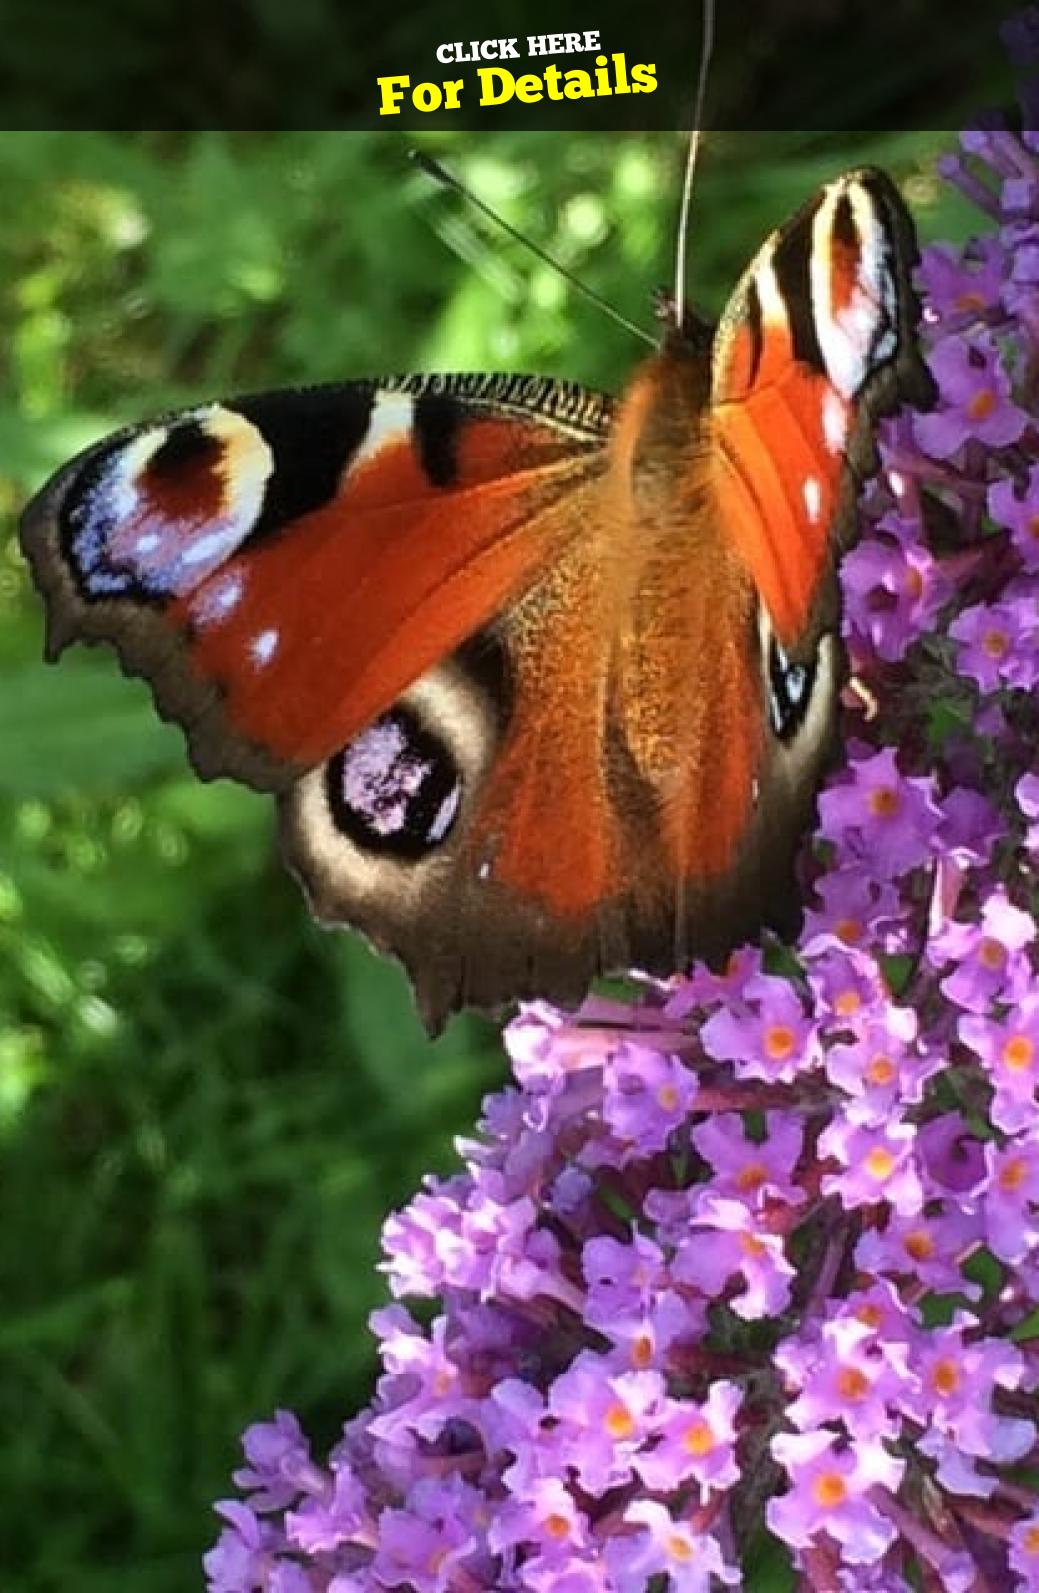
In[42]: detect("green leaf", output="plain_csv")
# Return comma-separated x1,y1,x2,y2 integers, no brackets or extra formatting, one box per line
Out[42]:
0,660,186,796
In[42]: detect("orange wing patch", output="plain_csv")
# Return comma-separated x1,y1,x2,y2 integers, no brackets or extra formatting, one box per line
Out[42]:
709,168,923,649
175,420,596,767
710,371,844,645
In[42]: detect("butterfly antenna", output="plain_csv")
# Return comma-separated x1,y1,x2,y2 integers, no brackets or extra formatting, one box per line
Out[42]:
412,149,657,348
673,0,717,324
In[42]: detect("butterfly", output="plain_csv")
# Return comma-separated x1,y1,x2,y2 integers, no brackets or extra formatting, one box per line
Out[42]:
20,166,933,1033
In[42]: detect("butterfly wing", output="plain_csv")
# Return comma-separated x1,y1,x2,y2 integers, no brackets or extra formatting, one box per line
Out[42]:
709,167,934,648
638,166,935,959
21,375,611,790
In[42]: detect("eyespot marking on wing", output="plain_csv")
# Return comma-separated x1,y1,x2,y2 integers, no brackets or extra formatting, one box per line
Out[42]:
61,405,273,602
284,652,505,932
325,707,463,860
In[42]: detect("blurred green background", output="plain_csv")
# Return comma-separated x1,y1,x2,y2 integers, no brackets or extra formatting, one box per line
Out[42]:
0,129,980,1589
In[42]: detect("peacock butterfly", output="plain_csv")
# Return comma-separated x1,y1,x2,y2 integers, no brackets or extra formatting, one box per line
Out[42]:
19,166,934,1032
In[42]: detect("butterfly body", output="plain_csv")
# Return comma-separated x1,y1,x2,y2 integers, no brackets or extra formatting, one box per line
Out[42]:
21,168,933,1030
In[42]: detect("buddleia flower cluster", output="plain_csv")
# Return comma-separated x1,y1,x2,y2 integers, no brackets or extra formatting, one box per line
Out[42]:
205,124,1039,1593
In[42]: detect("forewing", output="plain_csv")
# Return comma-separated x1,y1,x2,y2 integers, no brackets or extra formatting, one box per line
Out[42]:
20,374,611,789
710,167,934,649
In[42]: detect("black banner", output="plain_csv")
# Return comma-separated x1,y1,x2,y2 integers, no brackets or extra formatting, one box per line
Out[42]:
0,0,1028,131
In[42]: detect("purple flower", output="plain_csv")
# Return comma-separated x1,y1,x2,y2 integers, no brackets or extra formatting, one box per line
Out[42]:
908,1325,1036,1485
824,1018,937,1122
913,334,1026,457
546,1352,666,1495
818,1119,925,1215
984,1130,1039,1261
990,465,1039,568
805,942,891,1034
933,884,1036,1011
601,1042,698,1157
818,746,940,878
767,1430,903,1564
1009,1512,1039,1587
233,1411,323,1512
286,1467,368,1555
580,1232,700,1370
842,514,950,662
800,865,903,954
936,785,1004,874
631,1379,741,1493
689,1111,804,1206
699,971,819,1082
204,1502,280,1593
672,1192,797,1319
949,594,1039,691
917,1112,987,1195
959,993,1039,1131
370,1481,481,1592
776,1316,910,1441
606,1500,738,1591
1017,770,1039,856
854,1206,984,1296
917,237,1007,323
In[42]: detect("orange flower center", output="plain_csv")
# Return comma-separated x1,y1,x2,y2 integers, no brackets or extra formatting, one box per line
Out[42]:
1029,515,1039,542
631,1334,654,1369
1003,1034,1035,1072
864,1146,897,1182
667,1535,695,1564
545,1512,571,1539
834,989,862,1017
978,937,1006,970
835,916,864,945
813,1471,850,1509
999,1156,1028,1192
736,1161,768,1193
867,786,900,819
836,1366,870,1401
866,1054,896,1085
1023,1524,1039,1555
968,387,997,421
765,1024,796,1060
604,1402,636,1439
932,1358,961,1396
982,628,1010,659
739,1231,767,1259
904,1228,935,1261
683,1419,717,1456
955,290,986,312
657,1083,680,1111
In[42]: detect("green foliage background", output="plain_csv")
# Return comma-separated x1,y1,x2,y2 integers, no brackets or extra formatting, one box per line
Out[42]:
0,129,977,1589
